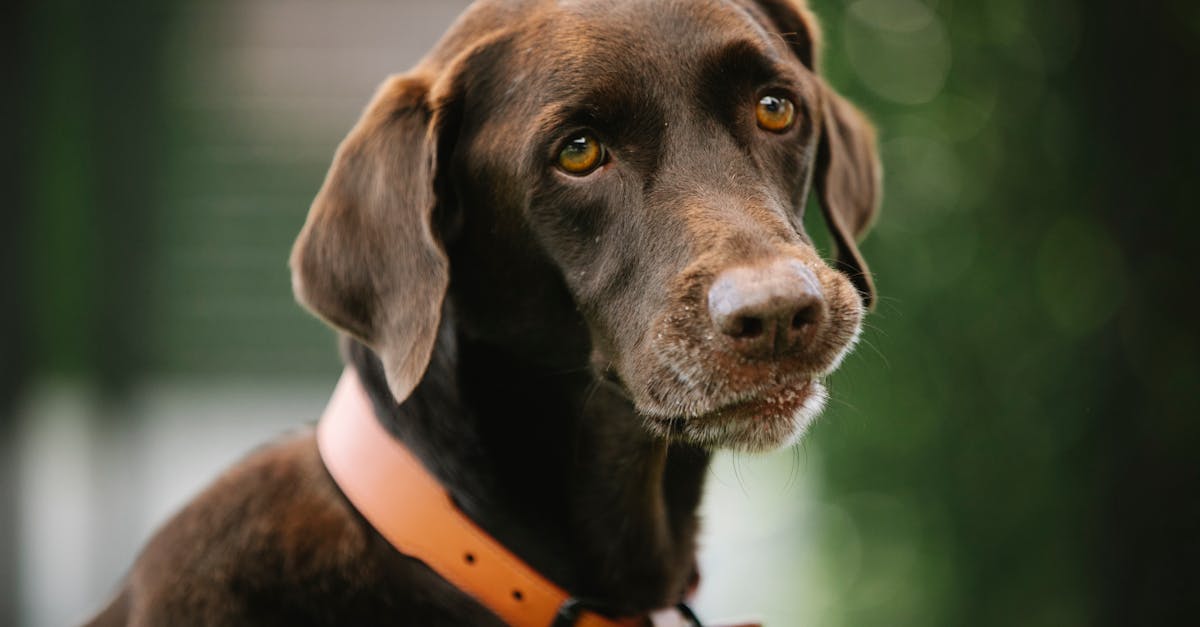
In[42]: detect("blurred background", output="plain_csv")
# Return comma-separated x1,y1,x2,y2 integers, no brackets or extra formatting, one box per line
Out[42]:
3,0,1197,625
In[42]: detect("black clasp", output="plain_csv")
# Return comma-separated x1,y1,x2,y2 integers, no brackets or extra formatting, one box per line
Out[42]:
675,602,705,626
552,598,603,627
551,598,705,627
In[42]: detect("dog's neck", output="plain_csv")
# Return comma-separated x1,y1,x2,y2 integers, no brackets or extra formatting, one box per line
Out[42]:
343,318,710,614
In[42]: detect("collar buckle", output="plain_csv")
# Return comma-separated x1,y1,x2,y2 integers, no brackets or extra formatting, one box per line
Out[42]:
674,603,705,626
552,598,613,627
553,599,706,627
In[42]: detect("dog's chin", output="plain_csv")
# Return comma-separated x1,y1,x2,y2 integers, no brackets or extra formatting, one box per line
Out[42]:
642,380,828,452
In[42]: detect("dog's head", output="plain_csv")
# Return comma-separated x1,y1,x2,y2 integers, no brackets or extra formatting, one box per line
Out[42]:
291,0,880,451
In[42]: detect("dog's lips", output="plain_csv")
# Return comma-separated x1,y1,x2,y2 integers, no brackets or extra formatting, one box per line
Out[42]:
697,379,818,423
642,377,826,451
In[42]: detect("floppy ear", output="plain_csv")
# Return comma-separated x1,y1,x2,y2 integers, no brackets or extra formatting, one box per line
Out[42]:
748,0,881,308
815,85,882,309
290,74,450,402
744,0,822,69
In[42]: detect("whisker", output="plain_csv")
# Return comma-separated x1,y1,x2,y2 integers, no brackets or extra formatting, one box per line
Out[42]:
731,452,750,497
784,445,802,491
854,335,890,369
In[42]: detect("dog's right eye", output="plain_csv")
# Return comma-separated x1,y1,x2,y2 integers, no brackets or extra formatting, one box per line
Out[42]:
557,134,607,176
756,95,796,133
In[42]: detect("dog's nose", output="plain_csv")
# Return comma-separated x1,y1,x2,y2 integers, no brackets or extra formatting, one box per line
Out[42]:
707,259,827,358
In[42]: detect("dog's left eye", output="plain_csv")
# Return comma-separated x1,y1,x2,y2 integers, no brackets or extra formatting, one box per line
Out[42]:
756,95,796,133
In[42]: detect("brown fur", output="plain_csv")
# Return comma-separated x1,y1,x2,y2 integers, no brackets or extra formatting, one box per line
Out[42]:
89,0,880,624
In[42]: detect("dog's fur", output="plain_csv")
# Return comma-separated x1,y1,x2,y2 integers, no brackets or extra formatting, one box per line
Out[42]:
88,1,880,624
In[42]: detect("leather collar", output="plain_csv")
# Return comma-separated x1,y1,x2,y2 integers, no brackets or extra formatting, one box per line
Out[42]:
317,368,651,627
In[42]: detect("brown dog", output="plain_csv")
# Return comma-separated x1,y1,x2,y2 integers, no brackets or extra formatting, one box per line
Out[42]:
88,0,879,624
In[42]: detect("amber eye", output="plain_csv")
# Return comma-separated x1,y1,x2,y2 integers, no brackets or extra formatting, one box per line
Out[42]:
756,95,796,133
557,134,606,175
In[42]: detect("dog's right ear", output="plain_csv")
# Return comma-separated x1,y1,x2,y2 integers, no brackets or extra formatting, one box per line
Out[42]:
748,0,881,309
745,0,822,69
290,74,449,403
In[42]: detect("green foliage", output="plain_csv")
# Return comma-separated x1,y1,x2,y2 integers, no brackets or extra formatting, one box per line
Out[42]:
801,0,1198,625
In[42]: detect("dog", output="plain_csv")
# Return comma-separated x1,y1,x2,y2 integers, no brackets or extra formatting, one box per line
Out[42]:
87,0,879,624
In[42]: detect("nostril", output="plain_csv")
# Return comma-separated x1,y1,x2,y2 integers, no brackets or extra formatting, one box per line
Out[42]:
729,316,764,340
791,305,820,330
708,258,826,356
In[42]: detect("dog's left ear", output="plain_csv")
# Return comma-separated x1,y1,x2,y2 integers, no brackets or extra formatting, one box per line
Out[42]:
290,73,450,402
748,0,882,308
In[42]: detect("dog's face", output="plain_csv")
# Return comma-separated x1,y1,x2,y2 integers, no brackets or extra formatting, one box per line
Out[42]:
292,0,881,452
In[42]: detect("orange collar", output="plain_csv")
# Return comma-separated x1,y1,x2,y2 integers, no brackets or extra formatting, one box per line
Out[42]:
316,368,647,627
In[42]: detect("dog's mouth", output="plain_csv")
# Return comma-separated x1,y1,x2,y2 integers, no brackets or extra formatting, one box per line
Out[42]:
595,333,844,451
704,378,820,421
641,377,828,452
